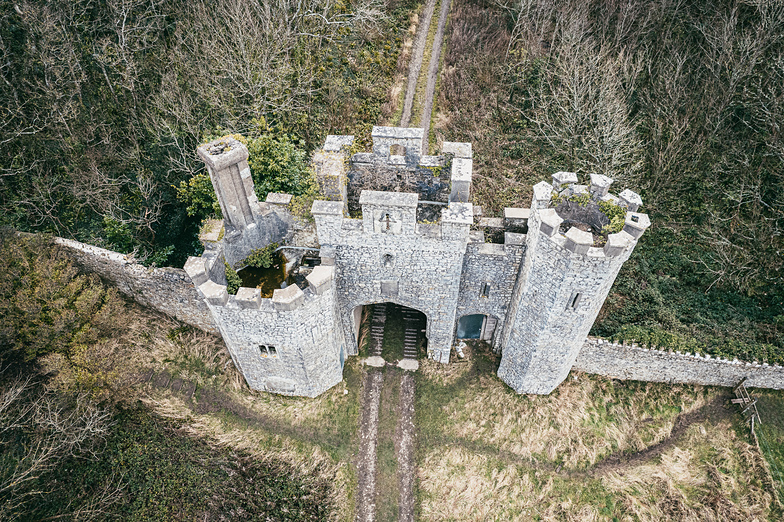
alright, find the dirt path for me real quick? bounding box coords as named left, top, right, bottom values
left=588, top=393, right=732, bottom=477
left=356, top=370, right=384, bottom=522
left=417, top=0, right=451, bottom=153
left=396, top=373, right=416, bottom=521
left=400, top=0, right=438, bottom=127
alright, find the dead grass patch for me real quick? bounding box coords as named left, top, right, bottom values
left=416, top=347, right=776, bottom=519
left=144, top=394, right=354, bottom=522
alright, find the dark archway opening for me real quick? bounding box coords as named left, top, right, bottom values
left=355, top=303, right=427, bottom=361
left=457, top=314, right=498, bottom=341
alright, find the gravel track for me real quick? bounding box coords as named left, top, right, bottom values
left=355, top=370, right=384, bottom=522
left=396, top=373, right=417, bottom=521
left=418, top=0, right=451, bottom=153
left=400, top=0, right=438, bottom=127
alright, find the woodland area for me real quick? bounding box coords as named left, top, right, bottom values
left=437, top=0, right=784, bottom=363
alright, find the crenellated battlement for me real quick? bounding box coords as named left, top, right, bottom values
left=525, top=174, right=650, bottom=263
left=180, top=128, right=664, bottom=397
left=185, top=254, right=336, bottom=313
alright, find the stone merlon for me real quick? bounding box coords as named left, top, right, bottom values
left=359, top=190, right=419, bottom=208
left=623, top=212, right=651, bottom=239
left=272, top=284, right=305, bottom=311
left=618, top=189, right=643, bottom=212
left=312, top=200, right=345, bottom=216
left=306, top=265, right=334, bottom=295
left=539, top=209, right=563, bottom=237
left=442, top=141, right=472, bottom=159
left=552, top=171, right=578, bottom=188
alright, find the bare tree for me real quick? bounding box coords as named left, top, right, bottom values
left=0, top=374, right=113, bottom=520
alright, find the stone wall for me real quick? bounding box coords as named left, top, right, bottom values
left=55, top=237, right=217, bottom=333
left=207, top=271, right=346, bottom=397
left=330, top=217, right=469, bottom=363
left=455, top=239, right=524, bottom=348
left=575, top=338, right=784, bottom=390
left=497, top=180, right=648, bottom=395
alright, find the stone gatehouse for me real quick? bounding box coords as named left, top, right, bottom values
left=183, top=127, right=650, bottom=397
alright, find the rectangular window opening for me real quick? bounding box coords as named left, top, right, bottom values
left=569, top=293, right=582, bottom=310
left=480, top=283, right=491, bottom=298
left=260, top=345, right=278, bottom=358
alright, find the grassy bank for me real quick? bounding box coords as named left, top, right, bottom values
left=414, top=341, right=780, bottom=519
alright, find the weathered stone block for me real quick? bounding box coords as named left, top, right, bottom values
left=272, top=284, right=305, bottom=311
left=618, top=189, right=643, bottom=212
left=235, top=287, right=262, bottom=309
left=622, top=212, right=651, bottom=239
left=199, top=280, right=228, bottom=305
left=552, top=171, right=578, bottom=189
left=197, top=137, right=249, bottom=172
left=564, top=227, right=593, bottom=255
left=311, top=200, right=344, bottom=216
left=503, top=208, right=530, bottom=220
left=449, top=158, right=472, bottom=203
left=532, top=181, right=553, bottom=208
left=266, top=193, right=293, bottom=206
left=603, top=231, right=634, bottom=257
left=323, top=135, right=354, bottom=152
left=183, top=256, right=208, bottom=286
left=442, top=141, right=472, bottom=159
left=538, top=209, right=563, bottom=237
left=306, top=265, right=333, bottom=295
left=589, top=173, right=613, bottom=198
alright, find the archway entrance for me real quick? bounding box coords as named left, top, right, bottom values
left=354, top=303, right=427, bottom=361
left=457, top=314, right=498, bottom=341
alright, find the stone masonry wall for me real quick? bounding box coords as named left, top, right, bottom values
left=55, top=237, right=217, bottom=333
left=575, top=338, right=784, bottom=390
left=497, top=180, right=646, bottom=395
left=332, top=218, right=468, bottom=363
left=207, top=282, right=346, bottom=398
left=456, top=240, right=524, bottom=347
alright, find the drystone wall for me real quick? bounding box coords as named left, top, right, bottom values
left=55, top=237, right=217, bottom=333
left=575, top=338, right=784, bottom=390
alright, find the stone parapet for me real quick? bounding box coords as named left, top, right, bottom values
left=56, top=237, right=217, bottom=333
left=575, top=338, right=784, bottom=390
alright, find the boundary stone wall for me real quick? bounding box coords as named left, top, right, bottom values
left=575, top=338, right=784, bottom=389
left=55, top=237, right=217, bottom=333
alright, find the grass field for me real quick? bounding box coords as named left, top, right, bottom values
left=415, top=341, right=782, bottom=520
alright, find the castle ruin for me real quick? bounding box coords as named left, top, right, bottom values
left=183, top=127, right=650, bottom=397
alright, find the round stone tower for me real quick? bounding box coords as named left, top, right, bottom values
left=497, top=174, right=650, bottom=394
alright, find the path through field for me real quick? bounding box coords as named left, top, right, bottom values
left=352, top=2, right=454, bottom=517
left=354, top=303, right=424, bottom=521
left=399, top=0, right=452, bottom=153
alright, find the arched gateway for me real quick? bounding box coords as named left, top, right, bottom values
left=184, top=130, right=649, bottom=397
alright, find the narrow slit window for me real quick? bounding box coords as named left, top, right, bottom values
left=480, top=283, right=491, bottom=298
left=569, top=293, right=582, bottom=310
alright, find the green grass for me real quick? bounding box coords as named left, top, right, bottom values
left=755, top=390, right=784, bottom=507
left=381, top=305, right=407, bottom=361
left=30, top=406, right=333, bottom=521
left=593, top=226, right=784, bottom=365
left=376, top=369, right=403, bottom=521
